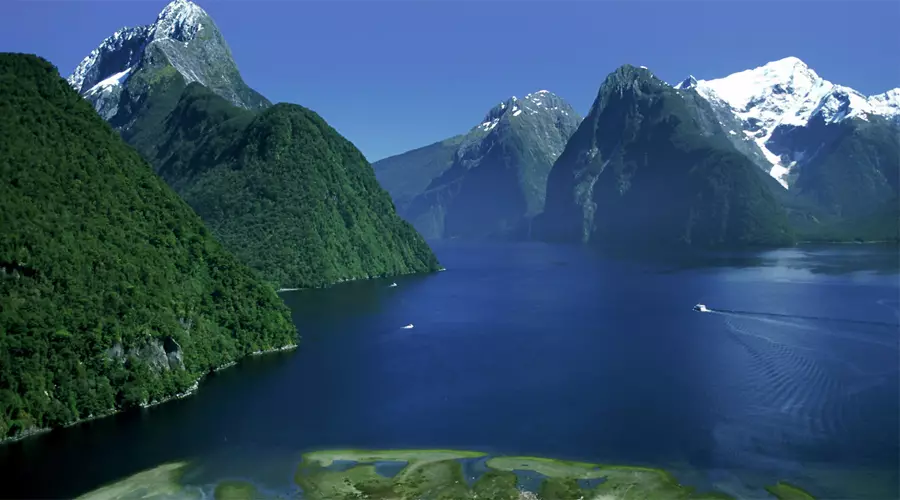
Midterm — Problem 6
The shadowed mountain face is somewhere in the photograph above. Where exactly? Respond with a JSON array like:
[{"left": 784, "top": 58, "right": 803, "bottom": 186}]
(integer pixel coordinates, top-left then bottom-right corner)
[
  {"left": 537, "top": 65, "right": 795, "bottom": 248},
  {"left": 375, "top": 90, "right": 582, "bottom": 240}
]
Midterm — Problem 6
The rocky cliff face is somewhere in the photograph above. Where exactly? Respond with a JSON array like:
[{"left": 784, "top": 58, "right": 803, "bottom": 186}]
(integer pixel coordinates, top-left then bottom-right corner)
[{"left": 538, "top": 65, "right": 793, "bottom": 248}]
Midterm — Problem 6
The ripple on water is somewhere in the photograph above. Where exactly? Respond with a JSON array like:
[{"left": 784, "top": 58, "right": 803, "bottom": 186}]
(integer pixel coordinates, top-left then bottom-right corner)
[{"left": 709, "top": 308, "right": 898, "bottom": 499}]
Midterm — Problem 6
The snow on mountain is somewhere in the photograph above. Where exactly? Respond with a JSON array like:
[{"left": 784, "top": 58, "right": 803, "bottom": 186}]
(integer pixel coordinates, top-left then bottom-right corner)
[
  {"left": 67, "top": 0, "right": 207, "bottom": 97},
  {"left": 476, "top": 90, "right": 573, "bottom": 133},
  {"left": 868, "top": 89, "right": 900, "bottom": 117},
  {"left": 67, "top": 26, "right": 149, "bottom": 94},
  {"left": 151, "top": 0, "right": 205, "bottom": 41},
  {"left": 85, "top": 67, "right": 134, "bottom": 96},
  {"left": 680, "top": 56, "right": 900, "bottom": 188}
]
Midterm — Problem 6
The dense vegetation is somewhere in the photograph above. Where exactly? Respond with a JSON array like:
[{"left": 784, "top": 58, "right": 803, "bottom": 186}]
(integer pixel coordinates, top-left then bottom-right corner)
[
  {"left": 791, "top": 197, "right": 900, "bottom": 243},
  {"left": 538, "top": 65, "right": 795, "bottom": 248},
  {"left": 0, "top": 54, "right": 297, "bottom": 439},
  {"left": 130, "top": 81, "right": 440, "bottom": 288}
]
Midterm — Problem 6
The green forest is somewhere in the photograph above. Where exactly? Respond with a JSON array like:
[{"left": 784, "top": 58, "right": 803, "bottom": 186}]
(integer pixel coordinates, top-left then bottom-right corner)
[
  {"left": 124, "top": 78, "right": 442, "bottom": 289},
  {"left": 0, "top": 54, "right": 297, "bottom": 439}
]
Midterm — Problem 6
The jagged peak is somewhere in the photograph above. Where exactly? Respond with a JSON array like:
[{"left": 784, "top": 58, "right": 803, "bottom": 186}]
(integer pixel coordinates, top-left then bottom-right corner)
[
  {"left": 595, "top": 64, "right": 665, "bottom": 97},
  {"left": 695, "top": 56, "right": 829, "bottom": 113},
  {"left": 474, "top": 90, "right": 574, "bottom": 133},
  {"left": 151, "top": 0, "right": 208, "bottom": 41},
  {"left": 674, "top": 75, "right": 698, "bottom": 90}
]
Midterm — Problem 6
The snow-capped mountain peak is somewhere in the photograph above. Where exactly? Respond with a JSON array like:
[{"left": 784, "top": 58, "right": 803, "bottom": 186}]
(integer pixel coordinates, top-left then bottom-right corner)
[
  {"left": 67, "top": 0, "right": 268, "bottom": 116},
  {"left": 67, "top": 0, "right": 210, "bottom": 95},
  {"left": 694, "top": 56, "right": 832, "bottom": 126},
  {"left": 476, "top": 90, "right": 573, "bottom": 132},
  {"left": 678, "top": 56, "right": 900, "bottom": 188},
  {"left": 152, "top": 0, "right": 207, "bottom": 42}
]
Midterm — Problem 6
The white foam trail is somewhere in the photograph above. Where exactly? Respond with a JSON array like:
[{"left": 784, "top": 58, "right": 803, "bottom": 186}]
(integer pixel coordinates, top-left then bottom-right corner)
[{"left": 712, "top": 310, "right": 897, "bottom": 349}]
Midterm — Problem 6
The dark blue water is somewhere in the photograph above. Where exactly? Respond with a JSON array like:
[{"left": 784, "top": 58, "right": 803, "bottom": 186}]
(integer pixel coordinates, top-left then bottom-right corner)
[{"left": 1, "top": 242, "right": 898, "bottom": 499}]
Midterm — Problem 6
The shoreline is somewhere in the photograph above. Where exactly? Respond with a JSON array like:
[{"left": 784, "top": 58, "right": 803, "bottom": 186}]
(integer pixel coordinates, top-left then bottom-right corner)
[
  {"left": 276, "top": 267, "right": 446, "bottom": 293},
  {"left": 0, "top": 343, "right": 299, "bottom": 446}
]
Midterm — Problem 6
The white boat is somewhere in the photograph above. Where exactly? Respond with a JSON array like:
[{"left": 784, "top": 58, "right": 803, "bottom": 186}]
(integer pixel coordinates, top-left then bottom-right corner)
[
  {"left": 402, "top": 324, "right": 414, "bottom": 329},
  {"left": 389, "top": 282, "right": 398, "bottom": 288},
  {"left": 693, "top": 304, "right": 709, "bottom": 313}
]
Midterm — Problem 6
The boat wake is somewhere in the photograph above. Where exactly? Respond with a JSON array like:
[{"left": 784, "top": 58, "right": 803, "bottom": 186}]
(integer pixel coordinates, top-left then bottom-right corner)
[
  {"left": 706, "top": 297, "right": 900, "bottom": 480},
  {"left": 708, "top": 307, "right": 899, "bottom": 329}
]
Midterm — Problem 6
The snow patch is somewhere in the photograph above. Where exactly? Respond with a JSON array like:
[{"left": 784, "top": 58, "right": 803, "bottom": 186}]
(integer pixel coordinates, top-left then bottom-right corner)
[
  {"left": 513, "top": 109, "right": 522, "bottom": 117},
  {"left": 479, "top": 118, "right": 500, "bottom": 132},
  {"left": 85, "top": 67, "right": 134, "bottom": 95}
]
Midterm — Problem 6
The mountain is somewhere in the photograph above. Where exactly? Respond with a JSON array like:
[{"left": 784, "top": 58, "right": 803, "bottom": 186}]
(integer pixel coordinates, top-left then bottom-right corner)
[
  {"left": 375, "top": 90, "right": 582, "bottom": 239},
  {"left": 67, "top": 0, "right": 441, "bottom": 289},
  {"left": 140, "top": 82, "right": 441, "bottom": 288},
  {"left": 0, "top": 53, "right": 297, "bottom": 440},
  {"left": 537, "top": 65, "right": 794, "bottom": 248},
  {"left": 676, "top": 57, "right": 899, "bottom": 229},
  {"left": 373, "top": 135, "right": 466, "bottom": 212},
  {"left": 68, "top": 0, "right": 269, "bottom": 122}
]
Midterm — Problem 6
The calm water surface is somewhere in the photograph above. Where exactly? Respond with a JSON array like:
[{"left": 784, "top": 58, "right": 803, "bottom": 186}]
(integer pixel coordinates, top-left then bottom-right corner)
[{"left": 1, "top": 242, "right": 898, "bottom": 499}]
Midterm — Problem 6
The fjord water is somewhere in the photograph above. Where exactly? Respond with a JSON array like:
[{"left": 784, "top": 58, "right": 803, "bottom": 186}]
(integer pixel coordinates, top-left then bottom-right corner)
[{"left": 1, "top": 243, "right": 898, "bottom": 499}]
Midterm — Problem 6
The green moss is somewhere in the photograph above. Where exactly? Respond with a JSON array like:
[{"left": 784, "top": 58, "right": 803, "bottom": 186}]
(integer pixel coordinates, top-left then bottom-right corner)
[
  {"left": 213, "top": 481, "right": 260, "bottom": 500},
  {"left": 75, "top": 462, "right": 196, "bottom": 500},
  {"left": 77, "top": 449, "right": 819, "bottom": 500},
  {"left": 472, "top": 470, "right": 519, "bottom": 500},
  {"left": 765, "top": 481, "right": 816, "bottom": 500},
  {"left": 296, "top": 463, "right": 397, "bottom": 499},
  {"left": 301, "top": 449, "right": 486, "bottom": 467}
]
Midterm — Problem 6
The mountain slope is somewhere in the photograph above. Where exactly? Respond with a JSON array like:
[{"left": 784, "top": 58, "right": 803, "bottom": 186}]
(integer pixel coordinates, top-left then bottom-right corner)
[
  {"left": 377, "top": 91, "right": 582, "bottom": 239},
  {"left": 538, "top": 65, "right": 794, "bottom": 248},
  {"left": 0, "top": 53, "right": 296, "bottom": 440},
  {"left": 140, "top": 83, "right": 441, "bottom": 288},
  {"left": 373, "top": 135, "right": 465, "bottom": 212}
]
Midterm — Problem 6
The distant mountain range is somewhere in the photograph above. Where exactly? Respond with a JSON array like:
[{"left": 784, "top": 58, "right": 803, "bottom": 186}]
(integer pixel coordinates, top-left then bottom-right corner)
[
  {"left": 378, "top": 57, "right": 899, "bottom": 245},
  {"left": 65, "top": 0, "right": 440, "bottom": 289},
  {"left": 375, "top": 91, "right": 581, "bottom": 239}
]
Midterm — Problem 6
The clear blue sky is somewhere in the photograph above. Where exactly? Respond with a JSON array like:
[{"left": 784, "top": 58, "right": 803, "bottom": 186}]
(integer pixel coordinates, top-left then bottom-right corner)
[{"left": 3, "top": 1, "right": 898, "bottom": 162}]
